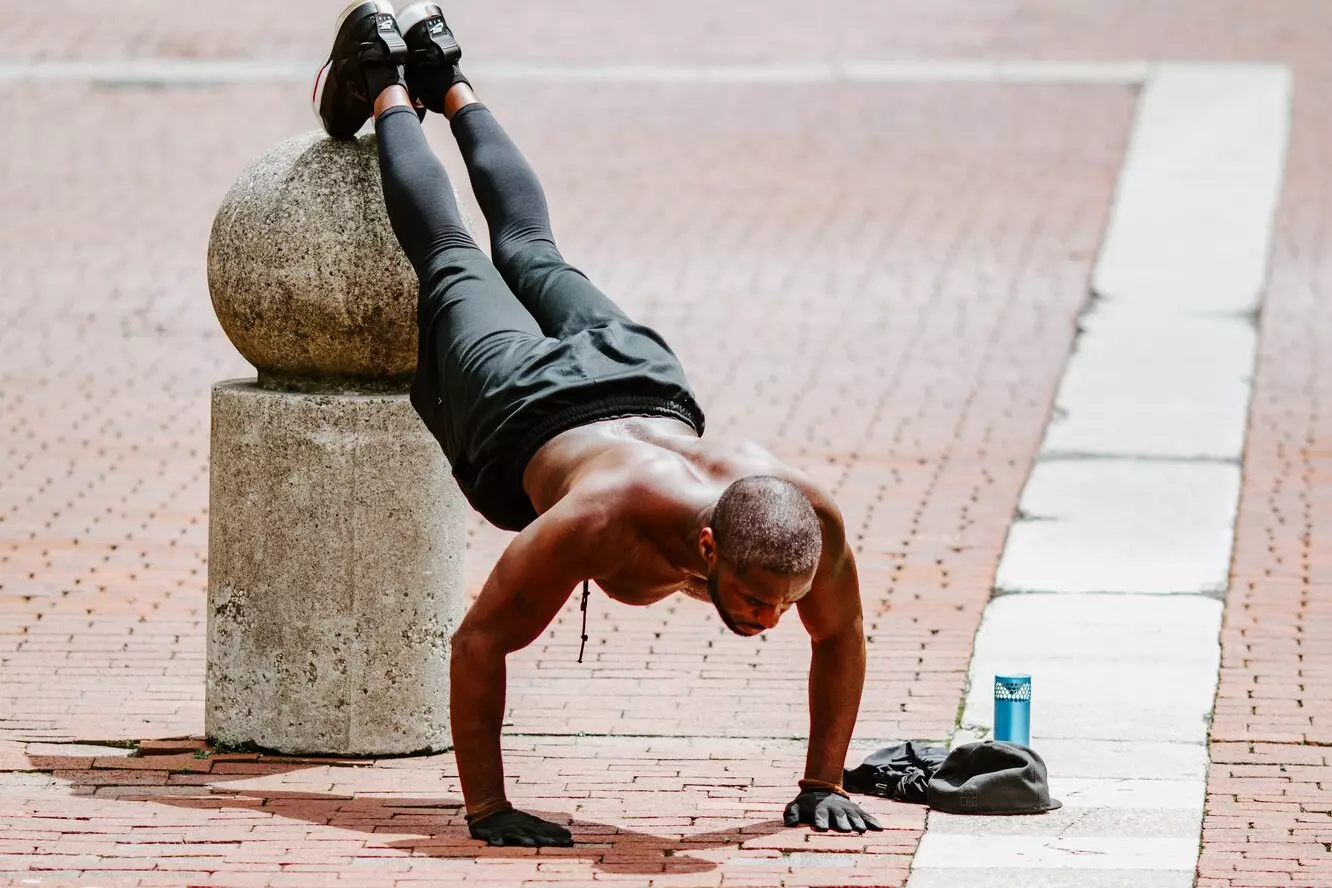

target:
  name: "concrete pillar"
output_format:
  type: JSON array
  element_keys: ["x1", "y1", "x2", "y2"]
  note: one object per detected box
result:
[{"x1": 204, "y1": 131, "x2": 470, "y2": 755}]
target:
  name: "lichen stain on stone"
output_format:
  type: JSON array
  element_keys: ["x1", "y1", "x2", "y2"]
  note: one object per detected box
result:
[{"x1": 211, "y1": 584, "x2": 250, "y2": 622}]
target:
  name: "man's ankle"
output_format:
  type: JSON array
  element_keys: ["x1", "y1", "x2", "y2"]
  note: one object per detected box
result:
[
  {"x1": 374, "y1": 84, "x2": 414, "y2": 119},
  {"x1": 443, "y1": 83, "x2": 479, "y2": 119}
]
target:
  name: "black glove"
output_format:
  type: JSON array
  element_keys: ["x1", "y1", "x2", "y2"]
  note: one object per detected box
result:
[
  {"x1": 784, "y1": 788, "x2": 883, "y2": 833},
  {"x1": 468, "y1": 808, "x2": 574, "y2": 847}
]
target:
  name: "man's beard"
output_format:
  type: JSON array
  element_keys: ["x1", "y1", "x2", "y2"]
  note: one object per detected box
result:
[{"x1": 707, "y1": 572, "x2": 760, "y2": 637}]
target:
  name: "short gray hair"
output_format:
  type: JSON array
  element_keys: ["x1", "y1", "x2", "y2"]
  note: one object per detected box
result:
[{"x1": 710, "y1": 476, "x2": 822, "y2": 576}]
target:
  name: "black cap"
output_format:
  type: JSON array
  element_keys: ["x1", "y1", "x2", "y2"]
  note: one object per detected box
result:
[{"x1": 926, "y1": 741, "x2": 1062, "y2": 815}]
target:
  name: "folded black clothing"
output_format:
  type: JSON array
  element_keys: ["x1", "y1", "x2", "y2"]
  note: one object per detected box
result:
[{"x1": 842, "y1": 741, "x2": 949, "y2": 804}]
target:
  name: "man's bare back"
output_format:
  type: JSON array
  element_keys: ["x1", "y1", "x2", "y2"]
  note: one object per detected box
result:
[{"x1": 524, "y1": 416, "x2": 812, "y2": 607}]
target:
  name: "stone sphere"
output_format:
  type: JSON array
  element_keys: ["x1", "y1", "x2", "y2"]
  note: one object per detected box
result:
[{"x1": 208, "y1": 130, "x2": 442, "y2": 387}]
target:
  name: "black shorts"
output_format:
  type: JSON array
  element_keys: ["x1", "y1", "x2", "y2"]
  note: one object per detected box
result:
[{"x1": 409, "y1": 246, "x2": 706, "y2": 532}]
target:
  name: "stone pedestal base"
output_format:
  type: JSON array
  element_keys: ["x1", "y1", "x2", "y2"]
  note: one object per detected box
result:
[{"x1": 206, "y1": 381, "x2": 465, "y2": 755}]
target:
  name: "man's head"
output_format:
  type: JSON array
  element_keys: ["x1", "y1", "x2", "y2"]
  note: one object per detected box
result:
[{"x1": 700, "y1": 476, "x2": 822, "y2": 636}]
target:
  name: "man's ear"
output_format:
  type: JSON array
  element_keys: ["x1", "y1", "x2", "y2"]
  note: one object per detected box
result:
[{"x1": 699, "y1": 526, "x2": 717, "y2": 566}]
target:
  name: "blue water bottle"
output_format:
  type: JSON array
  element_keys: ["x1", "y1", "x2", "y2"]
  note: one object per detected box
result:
[{"x1": 993, "y1": 674, "x2": 1031, "y2": 746}]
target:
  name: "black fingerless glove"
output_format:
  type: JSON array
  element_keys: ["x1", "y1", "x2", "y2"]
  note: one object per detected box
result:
[
  {"x1": 468, "y1": 806, "x2": 574, "y2": 847},
  {"x1": 783, "y1": 781, "x2": 884, "y2": 833}
]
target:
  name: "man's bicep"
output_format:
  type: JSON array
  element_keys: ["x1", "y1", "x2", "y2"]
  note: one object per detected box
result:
[{"x1": 458, "y1": 504, "x2": 603, "y2": 655}]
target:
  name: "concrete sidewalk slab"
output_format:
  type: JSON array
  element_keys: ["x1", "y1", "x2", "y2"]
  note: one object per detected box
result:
[
  {"x1": 959, "y1": 595, "x2": 1222, "y2": 742},
  {"x1": 1043, "y1": 304, "x2": 1258, "y2": 461}
]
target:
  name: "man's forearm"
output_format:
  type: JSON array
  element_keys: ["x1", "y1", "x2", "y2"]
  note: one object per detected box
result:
[
  {"x1": 450, "y1": 633, "x2": 511, "y2": 817},
  {"x1": 804, "y1": 624, "x2": 866, "y2": 786}
]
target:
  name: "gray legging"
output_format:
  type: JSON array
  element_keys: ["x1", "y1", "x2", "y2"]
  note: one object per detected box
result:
[{"x1": 374, "y1": 104, "x2": 705, "y2": 531}]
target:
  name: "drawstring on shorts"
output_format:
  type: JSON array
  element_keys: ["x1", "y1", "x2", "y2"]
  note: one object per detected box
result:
[{"x1": 577, "y1": 580, "x2": 590, "y2": 663}]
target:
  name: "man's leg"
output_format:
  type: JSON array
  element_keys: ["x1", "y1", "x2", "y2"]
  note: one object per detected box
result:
[
  {"x1": 442, "y1": 88, "x2": 634, "y2": 340},
  {"x1": 374, "y1": 87, "x2": 544, "y2": 342},
  {"x1": 314, "y1": 1, "x2": 553, "y2": 483},
  {"x1": 394, "y1": 5, "x2": 634, "y2": 339},
  {"x1": 314, "y1": 3, "x2": 543, "y2": 346}
]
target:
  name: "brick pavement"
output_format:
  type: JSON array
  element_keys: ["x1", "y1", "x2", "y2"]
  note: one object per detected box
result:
[
  {"x1": 1196, "y1": 78, "x2": 1332, "y2": 888},
  {"x1": 0, "y1": 72, "x2": 1131, "y2": 887}
]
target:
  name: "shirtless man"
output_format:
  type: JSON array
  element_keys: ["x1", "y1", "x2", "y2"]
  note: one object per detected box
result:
[{"x1": 315, "y1": 1, "x2": 883, "y2": 847}]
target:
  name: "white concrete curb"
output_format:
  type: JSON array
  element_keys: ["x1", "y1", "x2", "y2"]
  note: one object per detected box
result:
[{"x1": 909, "y1": 64, "x2": 1291, "y2": 888}]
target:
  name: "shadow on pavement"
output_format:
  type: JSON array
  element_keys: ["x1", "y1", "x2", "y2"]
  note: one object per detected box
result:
[{"x1": 31, "y1": 753, "x2": 790, "y2": 875}]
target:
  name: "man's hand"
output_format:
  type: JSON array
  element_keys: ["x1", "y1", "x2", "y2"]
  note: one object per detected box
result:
[
  {"x1": 469, "y1": 808, "x2": 574, "y2": 847},
  {"x1": 784, "y1": 788, "x2": 883, "y2": 833}
]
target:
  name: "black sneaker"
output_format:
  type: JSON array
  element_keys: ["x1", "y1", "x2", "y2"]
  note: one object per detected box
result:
[
  {"x1": 313, "y1": 0, "x2": 411, "y2": 139},
  {"x1": 398, "y1": 2, "x2": 469, "y2": 114}
]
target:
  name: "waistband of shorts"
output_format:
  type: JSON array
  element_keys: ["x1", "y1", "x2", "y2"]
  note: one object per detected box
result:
[{"x1": 513, "y1": 395, "x2": 706, "y2": 471}]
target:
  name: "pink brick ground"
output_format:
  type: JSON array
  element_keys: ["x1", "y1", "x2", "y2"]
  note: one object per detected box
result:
[
  {"x1": 0, "y1": 74, "x2": 1130, "y2": 887},
  {"x1": 9, "y1": 0, "x2": 1332, "y2": 72},
  {"x1": 1197, "y1": 78, "x2": 1332, "y2": 888}
]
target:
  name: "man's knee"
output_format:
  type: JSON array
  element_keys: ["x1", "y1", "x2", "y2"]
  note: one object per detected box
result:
[{"x1": 492, "y1": 232, "x2": 564, "y2": 289}]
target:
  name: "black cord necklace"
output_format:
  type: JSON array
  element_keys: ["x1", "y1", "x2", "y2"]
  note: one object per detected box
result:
[{"x1": 577, "y1": 580, "x2": 590, "y2": 663}]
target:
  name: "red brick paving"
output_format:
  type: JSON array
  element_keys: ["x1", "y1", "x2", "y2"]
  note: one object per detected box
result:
[
  {"x1": 10, "y1": 1, "x2": 1332, "y2": 73},
  {"x1": 0, "y1": 75, "x2": 1130, "y2": 886},
  {"x1": 1197, "y1": 78, "x2": 1332, "y2": 888},
  {"x1": 1, "y1": 739, "x2": 918, "y2": 886}
]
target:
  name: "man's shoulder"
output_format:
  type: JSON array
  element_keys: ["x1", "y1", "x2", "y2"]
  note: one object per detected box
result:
[{"x1": 562, "y1": 451, "x2": 701, "y2": 521}]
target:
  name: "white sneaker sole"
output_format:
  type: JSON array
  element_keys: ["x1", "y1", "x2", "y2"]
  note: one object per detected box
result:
[
  {"x1": 311, "y1": 0, "x2": 398, "y2": 130},
  {"x1": 397, "y1": 2, "x2": 442, "y2": 36}
]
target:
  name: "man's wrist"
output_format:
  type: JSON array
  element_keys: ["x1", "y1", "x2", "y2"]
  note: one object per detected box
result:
[
  {"x1": 465, "y1": 799, "x2": 514, "y2": 822},
  {"x1": 798, "y1": 778, "x2": 849, "y2": 799}
]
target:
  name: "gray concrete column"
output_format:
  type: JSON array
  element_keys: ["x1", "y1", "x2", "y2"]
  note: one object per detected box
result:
[
  {"x1": 204, "y1": 130, "x2": 472, "y2": 755},
  {"x1": 206, "y1": 383, "x2": 466, "y2": 754}
]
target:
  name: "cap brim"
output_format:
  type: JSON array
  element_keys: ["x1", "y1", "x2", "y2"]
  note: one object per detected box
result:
[{"x1": 932, "y1": 797, "x2": 1063, "y2": 816}]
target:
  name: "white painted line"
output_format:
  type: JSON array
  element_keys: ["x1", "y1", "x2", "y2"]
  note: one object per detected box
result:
[
  {"x1": 1093, "y1": 64, "x2": 1291, "y2": 313},
  {"x1": 0, "y1": 58, "x2": 316, "y2": 84},
  {"x1": 1043, "y1": 303, "x2": 1259, "y2": 461},
  {"x1": 1019, "y1": 739, "x2": 1210, "y2": 782},
  {"x1": 0, "y1": 57, "x2": 1155, "y2": 86},
  {"x1": 913, "y1": 835, "x2": 1199, "y2": 870},
  {"x1": 1053, "y1": 778, "x2": 1204, "y2": 810},
  {"x1": 913, "y1": 63, "x2": 1290, "y2": 888},
  {"x1": 996, "y1": 461, "x2": 1241, "y2": 595},
  {"x1": 959, "y1": 596, "x2": 1222, "y2": 742},
  {"x1": 1015, "y1": 459, "x2": 1242, "y2": 525},
  {"x1": 909, "y1": 868, "x2": 1195, "y2": 888},
  {"x1": 926, "y1": 806, "x2": 1201, "y2": 837},
  {"x1": 838, "y1": 59, "x2": 1151, "y2": 84}
]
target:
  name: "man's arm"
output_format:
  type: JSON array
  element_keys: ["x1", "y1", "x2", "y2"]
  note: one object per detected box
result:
[
  {"x1": 449, "y1": 493, "x2": 609, "y2": 834},
  {"x1": 789, "y1": 494, "x2": 881, "y2": 832},
  {"x1": 796, "y1": 500, "x2": 866, "y2": 786}
]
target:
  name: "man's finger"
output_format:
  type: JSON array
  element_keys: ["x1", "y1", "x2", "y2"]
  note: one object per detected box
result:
[
  {"x1": 783, "y1": 802, "x2": 801, "y2": 827},
  {"x1": 862, "y1": 810, "x2": 884, "y2": 831},
  {"x1": 831, "y1": 809, "x2": 852, "y2": 833},
  {"x1": 847, "y1": 811, "x2": 866, "y2": 833},
  {"x1": 510, "y1": 832, "x2": 537, "y2": 848},
  {"x1": 812, "y1": 805, "x2": 831, "y2": 831},
  {"x1": 542, "y1": 824, "x2": 573, "y2": 844}
]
